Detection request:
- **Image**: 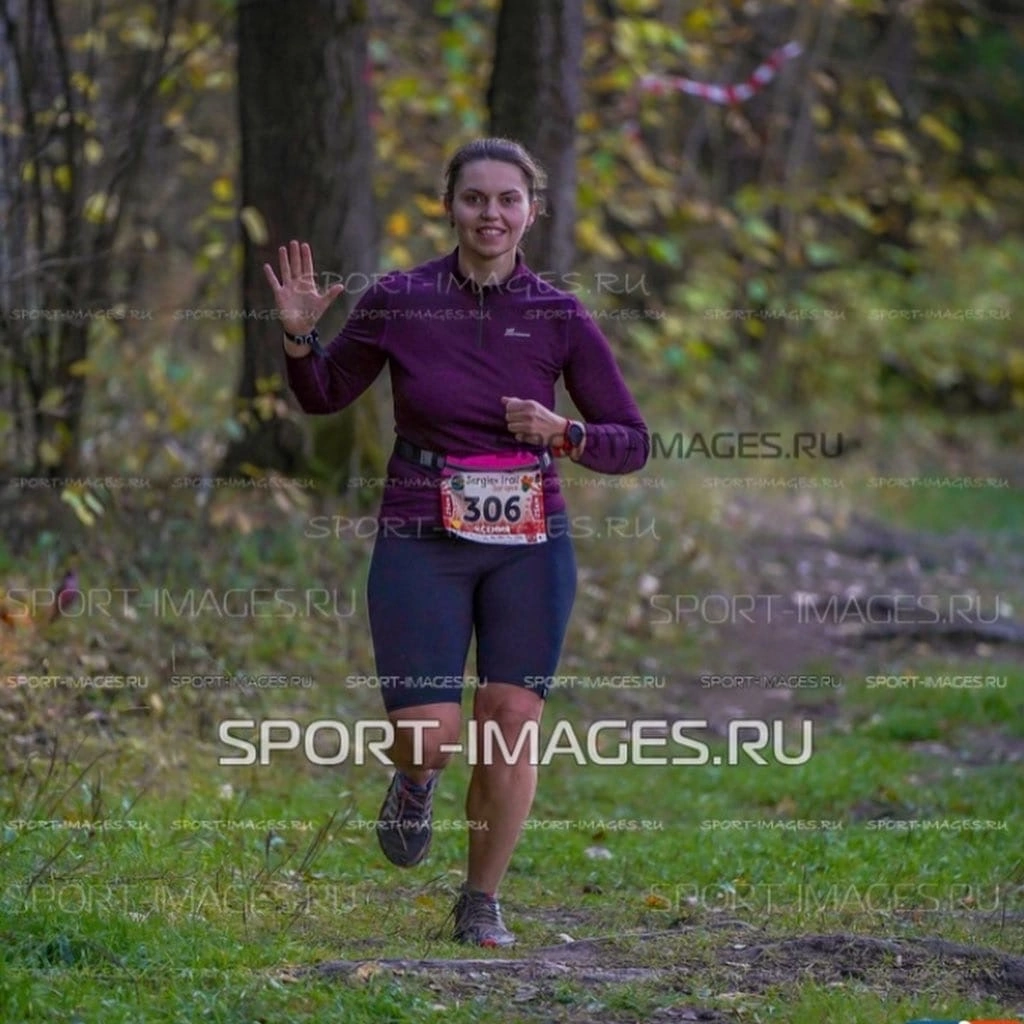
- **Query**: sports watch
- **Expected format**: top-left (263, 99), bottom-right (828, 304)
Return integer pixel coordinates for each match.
top-left (283, 326), bottom-right (323, 355)
top-left (554, 419), bottom-right (585, 457)
top-left (564, 420), bottom-right (585, 449)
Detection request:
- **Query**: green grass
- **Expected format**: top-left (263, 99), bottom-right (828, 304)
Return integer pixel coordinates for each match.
top-left (2, 428), bottom-right (1022, 1022)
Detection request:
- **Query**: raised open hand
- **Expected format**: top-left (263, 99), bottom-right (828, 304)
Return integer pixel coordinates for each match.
top-left (263, 240), bottom-right (344, 337)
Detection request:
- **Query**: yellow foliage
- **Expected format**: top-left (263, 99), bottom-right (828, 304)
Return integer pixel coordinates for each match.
top-left (869, 79), bottom-right (902, 118)
top-left (39, 388), bottom-right (66, 414)
top-left (684, 8), bottom-right (716, 33)
top-left (834, 196), bottom-right (875, 229)
top-left (812, 104), bottom-right (831, 128)
top-left (623, 141), bottom-right (675, 188)
top-left (576, 218), bottom-right (622, 260)
top-left (84, 192), bottom-right (118, 223)
top-left (386, 211), bottom-right (411, 238)
top-left (873, 129), bottom-right (914, 157)
top-left (70, 71), bottom-right (99, 101)
top-left (414, 194), bottom-right (445, 217)
top-left (918, 114), bottom-right (961, 153)
top-left (180, 134), bottom-right (219, 164)
top-left (53, 165), bottom-right (73, 192)
top-left (69, 28), bottom-right (107, 54)
top-left (61, 489), bottom-right (96, 527)
top-left (1007, 349), bottom-right (1024, 384)
top-left (240, 206), bottom-right (268, 245)
top-left (211, 176), bottom-right (234, 202)
top-left (613, 20), bottom-right (638, 57)
top-left (386, 244), bottom-right (412, 266)
top-left (37, 439), bottom-right (61, 467)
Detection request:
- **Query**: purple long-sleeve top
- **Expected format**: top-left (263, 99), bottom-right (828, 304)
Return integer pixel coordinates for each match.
top-left (286, 247), bottom-right (649, 530)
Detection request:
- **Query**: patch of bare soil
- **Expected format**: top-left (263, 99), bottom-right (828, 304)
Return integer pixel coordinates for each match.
top-left (717, 499), bottom-right (1024, 675)
top-left (601, 498), bottom-right (1024, 755)
top-left (295, 927), bottom-right (1024, 1021)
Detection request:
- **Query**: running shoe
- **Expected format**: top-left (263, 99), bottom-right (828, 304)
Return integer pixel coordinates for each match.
top-left (450, 882), bottom-right (516, 947)
top-left (375, 771), bottom-right (437, 867)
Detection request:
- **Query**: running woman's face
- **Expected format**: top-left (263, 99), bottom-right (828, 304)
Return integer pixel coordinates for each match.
top-left (447, 159), bottom-right (536, 266)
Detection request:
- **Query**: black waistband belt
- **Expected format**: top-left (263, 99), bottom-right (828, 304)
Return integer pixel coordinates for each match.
top-left (394, 437), bottom-right (552, 471)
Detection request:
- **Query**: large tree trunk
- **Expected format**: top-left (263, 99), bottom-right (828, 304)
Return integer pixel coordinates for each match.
top-left (222, 0), bottom-right (379, 479)
top-left (487, 0), bottom-right (583, 279)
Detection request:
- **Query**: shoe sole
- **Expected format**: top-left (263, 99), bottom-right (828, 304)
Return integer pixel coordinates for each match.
top-left (376, 780), bottom-right (434, 867)
top-left (377, 834), bottom-right (431, 868)
top-left (454, 932), bottom-right (515, 947)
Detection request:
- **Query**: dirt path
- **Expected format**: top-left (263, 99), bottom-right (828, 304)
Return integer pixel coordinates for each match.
top-left (293, 927), bottom-right (1024, 1021)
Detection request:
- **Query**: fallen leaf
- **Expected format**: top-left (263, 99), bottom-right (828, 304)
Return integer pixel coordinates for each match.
top-left (354, 962), bottom-right (382, 982)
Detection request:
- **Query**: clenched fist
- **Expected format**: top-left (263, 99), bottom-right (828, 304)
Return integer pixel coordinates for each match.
top-left (501, 396), bottom-right (567, 448)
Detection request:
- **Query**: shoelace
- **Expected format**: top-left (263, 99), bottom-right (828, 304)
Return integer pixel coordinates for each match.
top-left (394, 774), bottom-right (434, 822)
top-left (459, 889), bottom-right (503, 929)
top-left (432, 886), bottom-right (503, 941)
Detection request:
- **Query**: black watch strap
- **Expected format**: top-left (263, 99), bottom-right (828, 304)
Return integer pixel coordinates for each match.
top-left (283, 326), bottom-right (324, 355)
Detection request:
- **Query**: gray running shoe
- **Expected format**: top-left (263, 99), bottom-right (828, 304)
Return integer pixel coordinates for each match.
top-left (450, 883), bottom-right (516, 947)
top-left (375, 771), bottom-right (437, 867)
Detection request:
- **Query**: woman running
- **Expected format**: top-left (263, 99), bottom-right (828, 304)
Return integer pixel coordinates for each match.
top-left (264, 137), bottom-right (649, 947)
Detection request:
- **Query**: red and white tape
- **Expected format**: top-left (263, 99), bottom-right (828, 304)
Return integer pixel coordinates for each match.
top-left (625, 40), bottom-right (802, 137)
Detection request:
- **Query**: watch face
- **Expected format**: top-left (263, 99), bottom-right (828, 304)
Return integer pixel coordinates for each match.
top-left (567, 422), bottom-right (584, 446)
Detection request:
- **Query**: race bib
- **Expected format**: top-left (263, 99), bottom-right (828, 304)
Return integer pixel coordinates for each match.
top-left (440, 452), bottom-right (547, 544)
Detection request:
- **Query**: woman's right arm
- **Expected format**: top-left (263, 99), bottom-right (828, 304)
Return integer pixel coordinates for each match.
top-left (264, 240), bottom-right (389, 414)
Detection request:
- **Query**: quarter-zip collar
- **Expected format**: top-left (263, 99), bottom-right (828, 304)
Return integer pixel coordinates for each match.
top-left (444, 246), bottom-right (531, 295)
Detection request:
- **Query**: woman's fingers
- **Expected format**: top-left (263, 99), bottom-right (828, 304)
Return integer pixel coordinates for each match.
top-left (300, 242), bottom-right (315, 283)
top-left (262, 262), bottom-right (281, 292)
top-left (500, 397), bottom-right (564, 444)
top-left (266, 240), bottom-right (343, 334)
top-left (278, 244), bottom-right (293, 286)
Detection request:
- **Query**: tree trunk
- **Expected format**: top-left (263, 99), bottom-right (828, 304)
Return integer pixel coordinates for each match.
top-left (487, 0), bottom-right (583, 279)
top-left (222, 0), bottom-right (379, 479)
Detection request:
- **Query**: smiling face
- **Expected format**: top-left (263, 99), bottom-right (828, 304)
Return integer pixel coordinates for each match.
top-left (445, 159), bottom-right (537, 280)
